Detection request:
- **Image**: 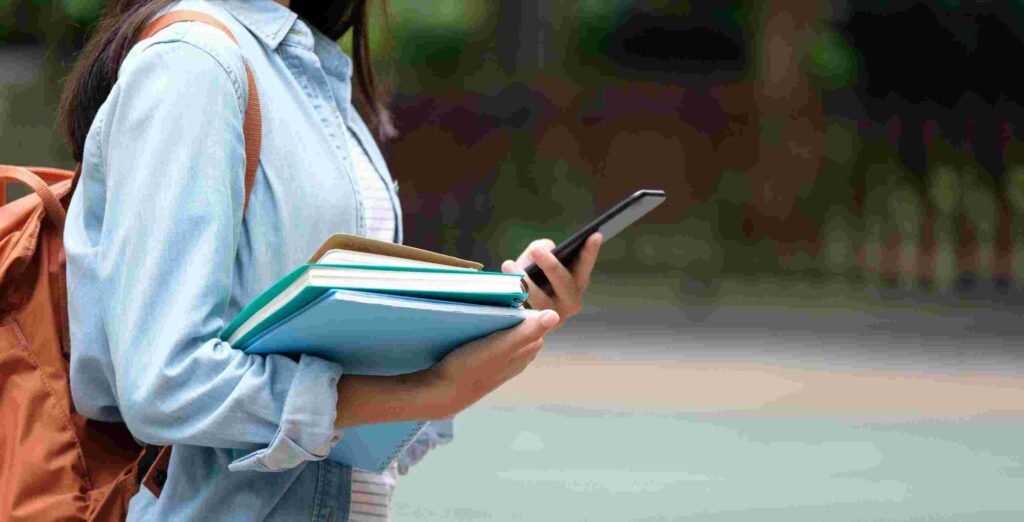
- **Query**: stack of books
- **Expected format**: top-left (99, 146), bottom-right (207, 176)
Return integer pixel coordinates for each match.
top-left (220, 234), bottom-right (532, 471)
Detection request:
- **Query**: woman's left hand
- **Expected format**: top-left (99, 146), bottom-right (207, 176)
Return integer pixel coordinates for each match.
top-left (501, 233), bottom-right (603, 328)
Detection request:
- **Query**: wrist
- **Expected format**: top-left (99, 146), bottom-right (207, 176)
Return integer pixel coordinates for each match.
top-left (402, 368), bottom-right (458, 419)
top-left (334, 371), bottom-right (453, 429)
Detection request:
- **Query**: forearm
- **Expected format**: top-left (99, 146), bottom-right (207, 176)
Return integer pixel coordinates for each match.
top-left (334, 371), bottom-right (448, 428)
top-left (334, 310), bottom-right (559, 430)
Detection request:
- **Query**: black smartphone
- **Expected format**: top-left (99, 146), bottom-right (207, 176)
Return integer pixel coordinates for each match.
top-left (524, 189), bottom-right (667, 289)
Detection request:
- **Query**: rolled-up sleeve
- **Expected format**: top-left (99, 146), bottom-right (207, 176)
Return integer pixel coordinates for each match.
top-left (228, 355), bottom-right (345, 472)
top-left (396, 417), bottom-right (454, 474)
top-left (85, 27), bottom-right (342, 471)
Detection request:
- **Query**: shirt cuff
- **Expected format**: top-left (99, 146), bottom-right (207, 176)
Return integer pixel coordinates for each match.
top-left (396, 417), bottom-right (455, 474)
top-left (228, 355), bottom-right (345, 472)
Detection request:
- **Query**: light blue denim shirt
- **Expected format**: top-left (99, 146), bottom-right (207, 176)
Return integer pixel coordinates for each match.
top-left (65, 1), bottom-right (450, 520)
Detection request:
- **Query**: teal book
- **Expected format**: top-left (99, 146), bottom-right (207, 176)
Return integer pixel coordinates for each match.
top-left (221, 263), bottom-right (528, 348)
top-left (240, 288), bottom-right (534, 471)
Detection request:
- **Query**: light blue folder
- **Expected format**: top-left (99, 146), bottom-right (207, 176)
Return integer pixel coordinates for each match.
top-left (241, 288), bottom-right (531, 471)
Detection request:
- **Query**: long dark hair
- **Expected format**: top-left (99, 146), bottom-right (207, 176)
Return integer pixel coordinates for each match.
top-left (59, 0), bottom-right (391, 163)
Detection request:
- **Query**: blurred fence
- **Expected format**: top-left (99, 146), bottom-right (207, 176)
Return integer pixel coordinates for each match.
top-left (4, 1), bottom-right (1024, 303)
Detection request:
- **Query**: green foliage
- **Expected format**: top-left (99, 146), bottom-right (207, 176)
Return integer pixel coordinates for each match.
top-left (928, 164), bottom-right (959, 215)
top-left (759, 115), bottom-right (786, 147)
top-left (804, 29), bottom-right (859, 90)
top-left (59, 0), bottom-right (103, 24)
top-left (822, 208), bottom-right (859, 276)
top-left (390, 0), bottom-right (471, 28)
top-left (961, 165), bottom-right (998, 242)
top-left (0, 0), bottom-right (13, 42)
top-left (1007, 166), bottom-right (1024, 213)
top-left (1003, 139), bottom-right (1024, 214)
top-left (576, 0), bottom-right (627, 59)
top-left (801, 120), bottom-right (860, 240)
top-left (340, 0), bottom-right (489, 87)
top-left (888, 184), bottom-right (922, 239)
top-left (392, 26), bottom-right (472, 80)
top-left (714, 170), bottom-right (753, 205)
top-left (674, 202), bottom-right (724, 280)
top-left (713, 3), bottom-right (746, 29)
top-left (823, 120), bottom-right (857, 165)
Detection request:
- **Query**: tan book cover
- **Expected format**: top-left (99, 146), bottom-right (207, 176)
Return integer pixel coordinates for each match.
top-left (307, 233), bottom-right (484, 271)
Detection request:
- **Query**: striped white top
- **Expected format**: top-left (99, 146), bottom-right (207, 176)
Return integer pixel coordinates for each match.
top-left (348, 128), bottom-right (396, 243)
top-left (350, 463), bottom-right (399, 521)
top-left (346, 128), bottom-right (399, 521)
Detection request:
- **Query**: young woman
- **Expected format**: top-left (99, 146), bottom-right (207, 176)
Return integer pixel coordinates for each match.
top-left (60, 0), bottom-right (602, 520)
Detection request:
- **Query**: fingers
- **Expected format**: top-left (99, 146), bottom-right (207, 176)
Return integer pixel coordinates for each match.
top-left (530, 246), bottom-right (579, 311)
top-left (534, 238), bottom-right (557, 251)
top-left (513, 239), bottom-right (556, 272)
top-left (495, 309), bottom-right (559, 350)
top-left (503, 258), bottom-right (552, 309)
top-left (535, 309), bottom-right (561, 329)
top-left (521, 272), bottom-right (554, 310)
top-left (505, 236), bottom-right (597, 318)
top-left (570, 233), bottom-right (602, 291)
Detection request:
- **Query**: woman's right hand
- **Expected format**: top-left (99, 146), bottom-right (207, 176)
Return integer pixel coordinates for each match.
top-left (415, 309), bottom-right (560, 417)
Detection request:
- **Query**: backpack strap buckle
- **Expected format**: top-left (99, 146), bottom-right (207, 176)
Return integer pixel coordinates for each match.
top-left (138, 445), bottom-right (172, 498)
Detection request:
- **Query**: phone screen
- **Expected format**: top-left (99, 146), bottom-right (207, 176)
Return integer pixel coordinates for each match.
top-left (524, 189), bottom-right (666, 289)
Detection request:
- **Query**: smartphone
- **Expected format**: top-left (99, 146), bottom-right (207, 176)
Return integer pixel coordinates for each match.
top-left (524, 189), bottom-right (667, 289)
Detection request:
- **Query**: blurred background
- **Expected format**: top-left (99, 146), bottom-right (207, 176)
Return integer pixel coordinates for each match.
top-left (3, 1), bottom-right (1024, 520)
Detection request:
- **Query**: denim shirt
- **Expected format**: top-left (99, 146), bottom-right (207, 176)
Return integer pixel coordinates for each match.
top-left (65, 1), bottom-right (449, 520)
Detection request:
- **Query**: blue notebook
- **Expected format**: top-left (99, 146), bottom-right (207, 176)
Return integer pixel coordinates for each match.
top-left (240, 288), bottom-right (532, 471)
top-left (222, 263), bottom-right (527, 348)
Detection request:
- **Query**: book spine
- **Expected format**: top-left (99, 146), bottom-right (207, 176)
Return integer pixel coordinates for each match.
top-left (515, 277), bottom-right (528, 307)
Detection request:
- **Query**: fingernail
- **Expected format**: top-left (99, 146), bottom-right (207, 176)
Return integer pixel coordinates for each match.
top-left (593, 233), bottom-right (604, 245)
top-left (540, 310), bottom-right (560, 328)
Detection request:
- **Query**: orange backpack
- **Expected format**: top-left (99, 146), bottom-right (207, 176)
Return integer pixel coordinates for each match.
top-left (0, 11), bottom-right (260, 522)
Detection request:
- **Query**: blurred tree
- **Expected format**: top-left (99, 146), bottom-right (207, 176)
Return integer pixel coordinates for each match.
top-left (860, 144), bottom-right (915, 286)
top-left (0, 0), bottom-right (80, 172)
top-left (495, 1), bottom-right (573, 76)
top-left (962, 163), bottom-right (998, 282)
top-left (1003, 138), bottom-right (1024, 288)
top-left (808, 120), bottom-right (861, 280)
top-left (746, 0), bottom-right (825, 244)
top-left (888, 175), bottom-right (924, 289)
top-left (926, 139), bottom-right (963, 292)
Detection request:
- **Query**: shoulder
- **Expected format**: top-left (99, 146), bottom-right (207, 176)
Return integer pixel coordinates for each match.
top-left (119, 9), bottom-right (249, 111)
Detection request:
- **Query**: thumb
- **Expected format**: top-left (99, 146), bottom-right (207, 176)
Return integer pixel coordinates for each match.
top-left (503, 310), bottom-right (559, 346)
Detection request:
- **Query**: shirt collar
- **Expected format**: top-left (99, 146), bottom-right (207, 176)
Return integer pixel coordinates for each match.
top-left (218, 0), bottom-right (298, 50)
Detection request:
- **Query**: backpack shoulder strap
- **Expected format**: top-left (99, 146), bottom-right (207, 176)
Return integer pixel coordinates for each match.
top-left (136, 10), bottom-right (262, 214)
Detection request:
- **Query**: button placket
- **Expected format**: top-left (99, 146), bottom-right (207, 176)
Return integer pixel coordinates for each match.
top-left (278, 44), bottom-right (365, 236)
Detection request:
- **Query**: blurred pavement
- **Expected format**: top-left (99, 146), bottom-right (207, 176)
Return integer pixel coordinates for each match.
top-left (392, 276), bottom-right (1024, 521)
